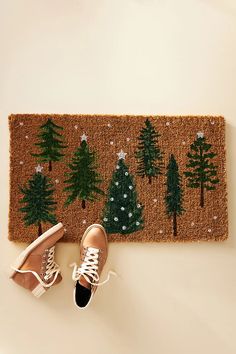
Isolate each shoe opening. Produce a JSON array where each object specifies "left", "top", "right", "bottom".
[{"left": 75, "top": 281, "right": 92, "bottom": 308}]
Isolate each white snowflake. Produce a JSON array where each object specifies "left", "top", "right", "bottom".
[
  {"left": 114, "top": 217, "right": 118, "bottom": 221},
  {"left": 115, "top": 182, "right": 119, "bottom": 186},
  {"left": 103, "top": 217, "right": 108, "bottom": 222},
  {"left": 110, "top": 197, "right": 114, "bottom": 201},
  {"left": 166, "top": 122, "right": 170, "bottom": 126},
  {"left": 123, "top": 194, "right": 127, "bottom": 198},
  {"left": 125, "top": 172, "right": 129, "bottom": 176},
  {"left": 35, "top": 164, "right": 43, "bottom": 173},
  {"left": 121, "top": 207, "right": 125, "bottom": 211},
  {"left": 129, "top": 185, "right": 133, "bottom": 190},
  {"left": 128, "top": 213, "right": 132, "bottom": 218},
  {"left": 137, "top": 204, "right": 141, "bottom": 208},
  {"left": 122, "top": 226, "right": 127, "bottom": 230},
  {"left": 82, "top": 219, "right": 87, "bottom": 224},
  {"left": 136, "top": 221, "right": 140, "bottom": 226}
]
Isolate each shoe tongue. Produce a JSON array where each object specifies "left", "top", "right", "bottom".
[{"left": 87, "top": 247, "right": 98, "bottom": 253}]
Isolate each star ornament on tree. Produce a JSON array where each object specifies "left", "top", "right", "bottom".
[
  {"left": 35, "top": 164, "right": 43, "bottom": 173},
  {"left": 197, "top": 131, "right": 204, "bottom": 139},
  {"left": 117, "top": 149, "right": 127, "bottom": 160},
  {"left": 80, "top": 133, "right": 88, "bottom": 142}
]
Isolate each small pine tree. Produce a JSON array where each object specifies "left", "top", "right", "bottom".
[
  {"left": 64, "top": 136, "right": 104, "bottom": 209},
  {"left": 165, "top": 154, "right": 184, "bottom": 237},
  {"left": 135, "top": 118, "right": 163, "bottom": 184},
  {"left": 102, "top": 151, "right": 144, "bottom": 235},
  {"left": 32, "top": 118, "right": 67, "bottom": 171},
  {"left": 19, "top": 168, "right": 57, "bottom": 237},
  {"left": 184, "top": 132, "right": 219, "bottom": 207}
]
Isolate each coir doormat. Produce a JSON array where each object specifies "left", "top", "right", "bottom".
[{"left": 9, "top": 114, "right": 228, "bottom": 243}]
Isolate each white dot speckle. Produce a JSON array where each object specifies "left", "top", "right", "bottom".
[
  {"left": 74, "top": 125, "right": 78, "bottom": 130},
  {"left": 19, "top": 122, "right": 24, "bottom": 126},
  {"left": 126, "top": 138, "right": 130, "bottom": 142},
  {"left": 211, "top": 121, "right": 215, "bottom": 125},
  {"left": 110, "top": 141, "right": 114, "bottom": 145},
  {"left": 114, "top": 217, "right": 118, "bottom": 221},
  {"left": 125, "top": 172, "right": 129, "bottom": 176},
  {"left": 208, "top": 228, "right": 212, "bottom": 233},
  {"left": 82, "top": 220, "right": 87, "bottom": 224},
  {"left": 107, "top": 123, "right": 112, "bottom": 128},
  {"left": 103, "top": 217, "right": 108, "bottom": 222},
  {"left": 19, "top": 161, "right": 24, "bottom": 165},
  {"left": 116, "top": 165, "right": 120, "bottom": 169},
  {"left": 213, "top": 216, "right": 218, "bottom": 220},
  {"left": 128, "top": 212, "right": 133, "bottom": 218},
  {"left": 121, "top": 207, "right": 125, "bottom": 211},
  {"left": 122, "top": 226, "right": 127, "bottom": 230},
  {"left": 64, "top": 228, "right": 67, "bottom": 232},
  {"left": 182, "top": 141, "right": 186, "bottom": 145},
  {"left": 191, "top": 222, "right": 195, "bottom": 226},
  {"left": 159, "top": 230, "right": 163, "bottom": 234},
  {"left": 166, "top": 122, "right": 170, "bottom": 126},
  {"left": 136, "top": 221, "right": 140, "bottom": 226},
  {"left": 153, "top": 198, "right": 157, "bottom": 203},
  {"left": 55, "top": 179, "right": 59, "bottom": 184},
  {"left": 129, "top": 185, "right": 133, "bottom": 190},
  {"left": 25, "top": 135, "right": 29, "bottom": 139},
  {"left": 137, "top": 204, "right": 141, "bottom": 208},
  {"left": 110, "top": 197, "right": 114, "bottom": 201},
  {"left": 123, "top": 194, "right": 127, "bottom": 198},
  {"left": 115, "top": 182, "right": 119, "bottom": 186}
]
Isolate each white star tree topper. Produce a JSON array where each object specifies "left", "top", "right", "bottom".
[
  {"left": 117, "top": 149, "right": 127, "bottom": 160},
  {"left": 80, "top": 133, "right": 88, "bottom": 142},
  {"left": 197, "top": 131, "right": 204, "bottom": 139},
  {"left": 35, "top": 164, "right": 43, "bottom": 173}
]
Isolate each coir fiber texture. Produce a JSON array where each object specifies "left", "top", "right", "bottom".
[{"left": 9, "top": 114, "right": 228, "bottom": 243}]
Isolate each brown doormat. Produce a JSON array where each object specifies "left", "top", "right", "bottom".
[{"left": 9, "top": 114, "right": 228, "bottom": 243}]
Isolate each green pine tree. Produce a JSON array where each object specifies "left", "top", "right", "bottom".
[
  {"left": 64, "top": 137, "right": 104, "bottom": 209},
  {"left": 32, "top": 118, "right": 67, "bottom": 172},
  {"left": 102, "top": 152, "right": 144, "bottom": 234},
  {"left": 165, "top": 154, "right": 184, "bottom": 237},
  {"left": 19, "top": 169, "right": 57, "bottom": 237},
  {"left": 184, "top": 132, "right": 219, "bottom": 207},
  {"left": 135, "top": 118, "right": 163, "bottom": 184}
]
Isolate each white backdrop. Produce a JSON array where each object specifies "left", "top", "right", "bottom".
[{"left": 0, "top": 1, "right": 236, "bottom": 354}]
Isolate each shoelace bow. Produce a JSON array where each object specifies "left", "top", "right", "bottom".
[
  {"left": 70, "top": 247, "right": 116, "bottom": 287},
  {"left": 11, "top": 246, "right": 60, "bottom": 288}
]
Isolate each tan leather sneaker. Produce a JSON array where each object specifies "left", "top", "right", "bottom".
[
  {"left": 10, "top": 223, "right": 64, "bottom": 298},
  {"left": 70, "top": 224, "right": 115, "bottom": 309}
]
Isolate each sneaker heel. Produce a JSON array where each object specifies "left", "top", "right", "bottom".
[{"left": 32, "top": 283, "right": 46, "bottom": 298}]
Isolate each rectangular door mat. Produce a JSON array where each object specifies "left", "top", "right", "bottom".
[{"left": 9, "top": 114, "right": 228, "bottom": 243}]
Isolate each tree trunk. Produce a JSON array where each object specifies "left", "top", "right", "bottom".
[
  {"left": 173, "top": 211, "right": 177, "bottom": 237},
  {"left": 148, "top": 176, "right": 152, "bottom": 184},
  {"left": 38, "top": 222, "right": 43, "bottom": 237},
  {"left": 200, "top": 182, "right": 204, "bottom": 207},
  {"left": 82, "top": 199, "right": 86, "bottom": 209},
  {"left": 49, "top": 160, "right": 52, "bottom": 172}
]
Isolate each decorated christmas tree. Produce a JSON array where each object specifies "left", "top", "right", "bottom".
[
  {"left": 64, "top": 134, "right": 104, "bottom": 209},
  {"left": 32, "top": 118, "right": 67, "bottom": 171},
  {"left": 135, "top": 118, "right": 163, "bottom": 184},
  {"left": 19, "top": 165, "right": 57, "bottom": 237},
  {"left": 184, "top": 132, "right": 219, "bottom": 207},
  {"left": 165, "top": 154, "right": 184, "bottom": 237},
  {"left": 102, "top": 150, "right": 144, "bottom": 234}
]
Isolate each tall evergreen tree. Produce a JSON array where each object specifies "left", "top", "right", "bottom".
[
  {"left": 184, "top": 132, "right": 219, "bottom": 207},
  {"left": 135, "top": 118, "right": 163, "bottom": 184},
  {"left": 32, "top": 118, "right": 67, "bottom": 172},
  {"left": 19, "top": 165, "right": 57, "bottom": 237},
  {"left": 102, "top": 150, "right": 144, "bottom": 235},
  {"left": 64, "top": 134, "right": 104, "bottom": 209},
  {"left": 165, "top": 154, "right": 184, "bottom": 237}
]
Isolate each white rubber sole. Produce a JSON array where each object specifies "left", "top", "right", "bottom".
[{"left": 9, "top": 222, "right": 63, "bottom": 279}]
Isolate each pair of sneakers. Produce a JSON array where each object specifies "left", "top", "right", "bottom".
[{"left": 10, "top": 223, "right": 114, "bottom": 309}]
